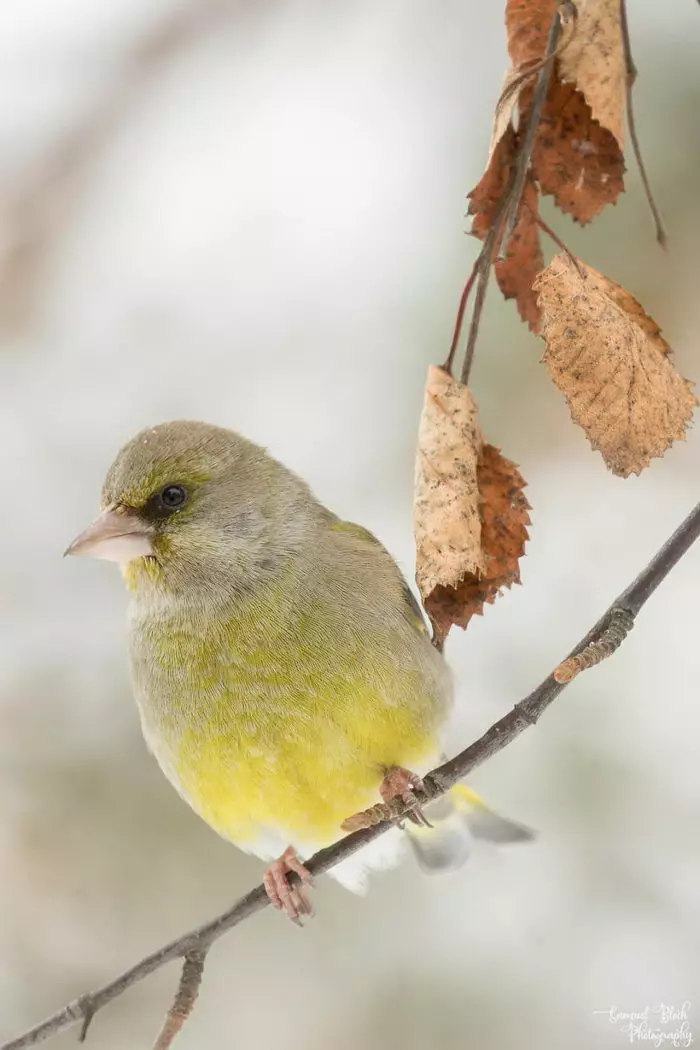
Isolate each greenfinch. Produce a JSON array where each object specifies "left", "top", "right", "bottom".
[{"left": 67, "top": 421, "right": 530, "bottom": 920}]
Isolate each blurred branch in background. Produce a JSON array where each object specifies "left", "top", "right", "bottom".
[
  {"left": 0, "top": 0, "right": 245, "bottom": 332},
  {"left": 4, "top": 495, "right": 700, "bottom": 1050}
]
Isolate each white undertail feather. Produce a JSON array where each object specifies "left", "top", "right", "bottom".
[
  {"left": 406, "top": 784, "right": 534, "bottom": 875},
  {"left": 284, "top": 784, "right": 533, "bottom": 894}
]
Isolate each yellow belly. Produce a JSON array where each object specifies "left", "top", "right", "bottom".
[
  {"left": 128, "top": 566, "right": 448, "bottom": 855},
  {"left": 171, "top": 708, "right": 436, "bottom": 850}
]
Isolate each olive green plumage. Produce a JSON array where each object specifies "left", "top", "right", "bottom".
[{"left": 82, "top": 421, "right": 530, "bottom": 890}]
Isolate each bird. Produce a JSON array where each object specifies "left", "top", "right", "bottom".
[{"left": 66, "top": 420, "right": 532, "bottom": 921}]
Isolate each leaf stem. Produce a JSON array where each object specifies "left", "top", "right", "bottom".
[{"left": 620, "top": 0, "right": 667, "bottom": 249}]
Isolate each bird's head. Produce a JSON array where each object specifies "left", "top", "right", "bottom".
[{"left": 66, "top": 420, "right": 317, "bottom": 597}]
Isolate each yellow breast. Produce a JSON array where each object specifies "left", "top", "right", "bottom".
[
  {"left": 171, "top": 689, "right": 436, "bottom": 850},
  {"left": 128, "top": 563, "right": 448, "bottom": 855}
]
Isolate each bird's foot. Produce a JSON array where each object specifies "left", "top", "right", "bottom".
[
  {"left": 380, "top": 766, "right": 432, "bottom": 828},
  {"left": 341, "top": 766, "right": 431, "bottom": 832},
  {"left": 380, "top": 766, "right": 424, "bottom": 809},
  {"left": 263, "top": 846, "right": 315, "bottom": 925}
]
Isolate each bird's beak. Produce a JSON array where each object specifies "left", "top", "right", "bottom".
[{"left": 64, "top": 506, "right": 154, "bottom": 564}]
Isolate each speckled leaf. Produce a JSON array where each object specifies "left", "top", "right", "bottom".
[
  {"left": 559, "top": 0, "right": 626, "bottom": 148},
  {"left": 527, "top": 72, "right": 625, "bottom": 224},
  {"left": 414, "top": 366, "right": 484, "bottom": 602},
  {"left": 534, "top": 254, "right": 697, "bottom": 476},
  {"left": 424, "top": 444, "right": 531, "bottom": 648}
]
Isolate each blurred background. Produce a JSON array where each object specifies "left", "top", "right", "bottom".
[{"left": 1, "top": 1, "right": 699, "bottom": 1047}]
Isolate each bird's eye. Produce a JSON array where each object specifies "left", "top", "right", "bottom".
[{"left": 159, "top": 484, "right": 187, "bottom": 510}]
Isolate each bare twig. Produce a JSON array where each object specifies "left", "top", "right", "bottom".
[
  {"left": 443, "top": 254, "right": 480, "bottom": 375},
  {"left": 620, "top": 0, "right": 667, "bottom": 249},
  {"left": 553, "top": 607, "right": 635, "bottom": 683},
  {"left": 422, "top": 496, "right": 700, "bottom": 791},
  {"left": 341, "top": 793, "right": 422, "bottom": 832},
  {"left": 497, "top": 3, "right": 570, "bottom": 262},
  {"left": 494, "top": 19, "right": 577, "bottom": 120},
  {"left": 3, "top": 497, "right": 700, "bottom": 1050},
  {"left": 486, "top": 17, "right": 577, "bottom": 172},
  {"left": 151, "top": 950, "right": 207, "bottom": 1050},
  {"left": 459, "top": 224, "right": 499, "bottom": 385}
]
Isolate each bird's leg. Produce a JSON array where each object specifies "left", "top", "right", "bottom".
[
  {"left": 380, "top": 766, "right": 431, "bottom": 828},
  {"left": 380, "top": 766, "right": 423, "bottom": 807},
  {"left": 263, "top": 846, "right": 315, "bottom": 924},
  {"left": 341, "top": 766, "right": 431, "bottom": 832}
]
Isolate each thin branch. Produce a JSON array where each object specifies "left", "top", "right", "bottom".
[
  {"left": 449, "top": 165, "right": 512, "bottom": 382},
  {"left": 620, "top": 0, "right": 667, "bottom": 250},
  {"left": 458, "top": 1, "right": 572, "bottom": 384},
  {"left": 151, "top": 950, "right": 207, "bottom": 1050},
  {"left": 459, "top": 229, "right": 497, "bottom": 385},
  {"left": 430, "top": 499, "right": 700, "bottom": 789},
  {"left": 442, "top": 254, "right": 481, "bottom": 375},
  {"left": 494, "top": 19, "right": 576, "bottom": 119},
  {"left": 553, "top": 607, "right": 634, "bottom": 683},
  {"left": 497, "top": 3, "right": 566, "bottom": 262},
  {"left": 3, "top": 497, "right": 700, "bottom": 1050}
]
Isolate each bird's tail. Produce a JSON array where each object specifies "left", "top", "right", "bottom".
[{"left": 406, "top": 783, "right": 534, "bottom": 873}]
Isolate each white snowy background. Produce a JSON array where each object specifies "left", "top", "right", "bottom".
[{"left": 1, "top": 2, "right": 699, "bottom": 1048}]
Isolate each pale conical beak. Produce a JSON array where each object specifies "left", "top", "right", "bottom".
[{"left": 64, "top": 507, "right": 154, "bottom": 564}]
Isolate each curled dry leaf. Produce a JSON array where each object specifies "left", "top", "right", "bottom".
[
  {"left": 534, "top": 253, "right": 697, "bottom": 477},
  {"left": 508, "top": 0, "right": 626, "bottom": 149},
  {"left": 468, "top": 126, "right": 544, "bottom": 332},
  {"left": 506, "top": 0, "right": 624, "bottom": 224},
  {"left": 422, "top": 444, "right": 531, "bottom": 648},
  {"left": 558, "top": 0, "right": 626, "bottom": 148},
  {"left": 527, "top": 72, "right": 625, "bottom": 224},
  {"left": 413, "top": 367, "right": 530, "bottom": 647},
  {"left": 414, "top": 366, "right": 485, "bottom": 600}
]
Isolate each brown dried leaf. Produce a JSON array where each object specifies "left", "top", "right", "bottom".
[
  {"left": 534, "top": 253, "right": 697, "bottom": 476},
  {"left": 528, "top": 72, "right": 625, "bottom": 224},
  {"left": 505, "top": 1, "right": 624, "bottom": 223},
  {"left": 468, "top": 127, "right": 543, "bottom": 332},
  {"left": 494, "top": 177, "right": 544, "bottom": 332},
  {"left": 597, "top": 273, "right": 671, "bottom": 354},
  {"left": 414, "top": 366, "right": 485, "bottom": 599},
  {"left": 559, "top": 0, "right": 626, "bottom": 148},
  {"left": 424, "top": 444, "right": 531, "bottom": 647},
  {"left": 468, "top": 125, "right": 517, "bottom": 241},
  {"left": 506, "top": 0, "right": 558, "bottom": 68}
]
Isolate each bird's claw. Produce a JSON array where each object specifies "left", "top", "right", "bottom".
[
  {"left": 380, "top": 767, "right": 431, "bottom": 828},
  {"left": 341, "top": 766, "right": 432, "bottom": 832},
  {"left": 263, "top": 846, "right": 315, "bottom": 924}
]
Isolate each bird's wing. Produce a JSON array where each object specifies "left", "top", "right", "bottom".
[{"left": 328, "top": 518, "right": 430, "bottom": 637}]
